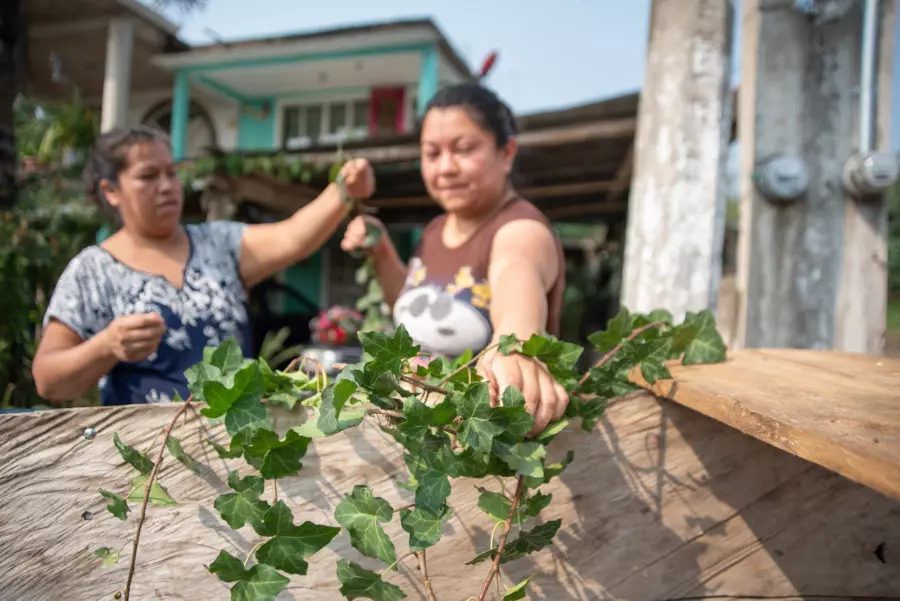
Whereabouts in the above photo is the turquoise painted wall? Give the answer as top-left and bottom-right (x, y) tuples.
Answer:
(237, 99), (276, 150)
(283, 254), (323, 314)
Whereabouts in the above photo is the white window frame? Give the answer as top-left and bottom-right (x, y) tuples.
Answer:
(277, 95), (371, 149)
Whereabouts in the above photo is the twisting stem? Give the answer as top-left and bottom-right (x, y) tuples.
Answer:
(380, 551), (417, 576)
(440, 342), (499, 386)
(398, 373), (451, 396)
(367, 407), (404, 420)
(417, 550), (438, 601)
(476, 476), (524, 601)
(272, 479), (279, 503)
(578, 320), (667, 386)
(243, 540), (266, 567)
(123, 398), (192, 601)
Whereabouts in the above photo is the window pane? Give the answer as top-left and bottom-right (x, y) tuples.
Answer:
(306, 105), (323, 142)
(282, 107), (301, 146)
(329, 103), (347, 134)
(352, 100), (369, 130)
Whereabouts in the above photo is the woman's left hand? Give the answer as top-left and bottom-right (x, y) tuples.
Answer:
(478, 349), (569, 437)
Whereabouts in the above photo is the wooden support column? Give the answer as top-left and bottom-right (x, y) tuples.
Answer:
(100, 17), (134, 132)
(835, 0), (896, 354)
(736, 0), (894, 352)
(621, 0), (734, 321)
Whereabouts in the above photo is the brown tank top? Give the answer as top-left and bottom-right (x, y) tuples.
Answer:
(392, 197), (565, 359)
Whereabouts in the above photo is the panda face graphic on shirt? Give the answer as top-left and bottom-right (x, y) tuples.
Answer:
(393, 285), (492, 358)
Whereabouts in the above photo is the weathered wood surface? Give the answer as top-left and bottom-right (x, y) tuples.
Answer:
(2, 380), (899, 599)
(655, 348), (900, 502)
(621, 0), (734, 320)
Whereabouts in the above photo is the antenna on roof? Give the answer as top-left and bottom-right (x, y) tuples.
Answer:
(478, 51), (499, 81)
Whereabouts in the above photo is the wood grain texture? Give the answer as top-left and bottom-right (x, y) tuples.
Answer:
(652, 348), (900, 501)
(2, 380), (899, 600)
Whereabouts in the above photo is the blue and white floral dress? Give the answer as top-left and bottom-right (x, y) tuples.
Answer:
(43, 221), (252, 406)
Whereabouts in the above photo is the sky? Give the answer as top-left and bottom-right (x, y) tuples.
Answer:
(155, 0), (898, 148)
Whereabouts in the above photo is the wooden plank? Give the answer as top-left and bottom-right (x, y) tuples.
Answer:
(621, 0), (734, 321)
(2, 388), (899, 599)
(647, 349), (900, 501)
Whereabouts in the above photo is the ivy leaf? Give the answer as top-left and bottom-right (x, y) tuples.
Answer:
(399, 505), (451, 550)
(678, 310), (727, 365)
(504, 574), (536, 601)
(498, 334), (523, 355)
(489, 404), (534, 442)
(224, 396), (271, 437)
(524, 491), (553, 517)
(214, 471), (270, 531)
(493, 441), (547, 479)
(535, 419), (569, 443)
(184, 361), (223, 402)
(206, 436), (245, 459)
(99, 489), (128, 520)
(588, 307), (633, 354)
(541, 450), (574, 484)
(244, 428), (311, 479)
(254, 501), (340, 575)
(404, 443), (456, 512)
(467, 520), (562, 565)
(165, 435), (201, 473)
(318, 379), (360, 435)
(94, 546), (120, 568)
(572, 396), (609, 432)
(202, 361), (265, 420)
(208, 550), (290, 601)
(205, 338), (245, 376)
(336, 558), (406, 601)
(113, 433), (153, 475)
(623, 337), (673, 384)
(358, 325), (420, 372)
(127, 475), (177, 507)
(455, 383), (504, 456)
(334, 485), (396, 565)
(397, 398), (434, 442)
(477, 487), (512, 522)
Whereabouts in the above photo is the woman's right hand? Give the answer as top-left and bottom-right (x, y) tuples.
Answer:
(101, 313), (167, 363)
(341, 215), (386, 255)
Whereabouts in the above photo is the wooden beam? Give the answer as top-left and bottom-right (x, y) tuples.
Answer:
(621, 0), (734, 320)
(834, 0), (896, 354)
(544, 200), (627, 220)
(735, 0), (878, 351)
(370, 180), (617, 210)
(605, 141), (635, 204)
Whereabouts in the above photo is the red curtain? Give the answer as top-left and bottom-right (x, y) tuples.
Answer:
(368, 87), (406, 135)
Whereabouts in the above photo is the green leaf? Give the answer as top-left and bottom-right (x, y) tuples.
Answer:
(588, 307), (633, 354)
(99, 489), (129, 520)
(678, 310), (728, 365)
(524, 491), (553, 517)
(493, 441), (547, 479)
(318, 379), (360, 434)
(206, 436), (244, 459)
(358, 325), (420, 372)
(404, 443), (456, 512)
(477, 488), (512, 522)
(541, 450), (574, 484)
(254, 501), (340, 575)
(208, 550), (290, 601)
(214, 471), (270, 531)
(202, 362), (265, 420)
(184, 362), (224, 402)
(244, 428), (311, 479)
(504, 574), (536, 601)
(455, 383), (504, 456)
(467, 520), (562, 565)
(207, 338), (245, 375)
(113, 433), (154, 475)
(334, 485), (396, 565)
(127, 475), (177, 507)
(165, 435), (201, 473)
(224, 395), (271, 437)
(489, 403), (534, 442)
(498, 334), (523, 355)
(94, 546), (120, 568)
(397, 397), (434, 441)
(399, 504), (451, 550)
(336, 558), (406, 601)
(535, 419), (569, 443)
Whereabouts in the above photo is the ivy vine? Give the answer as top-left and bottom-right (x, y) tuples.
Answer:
(97, 307), (727, 600)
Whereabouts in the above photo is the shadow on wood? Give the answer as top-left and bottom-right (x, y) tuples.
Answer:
(1, 353), (899, 599)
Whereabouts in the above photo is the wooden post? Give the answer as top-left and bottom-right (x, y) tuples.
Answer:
(835, 0), (896, 354)
(736, 0), (894, 352)
(621, 0), (734, 321)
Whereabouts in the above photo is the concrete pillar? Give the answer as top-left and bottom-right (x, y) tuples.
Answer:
(416, 46), (439, 116)
(171, 71), (190, 160)
(735, 0), (894, 352)
(100, 17), (134, 132)
(620, 0), (734, 321)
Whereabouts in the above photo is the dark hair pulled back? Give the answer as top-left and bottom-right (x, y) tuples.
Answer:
(83, 125), (170, 224)
(421, 83), (518, 147)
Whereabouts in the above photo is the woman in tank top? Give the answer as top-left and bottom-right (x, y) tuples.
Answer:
(341, 83), (567, 435)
